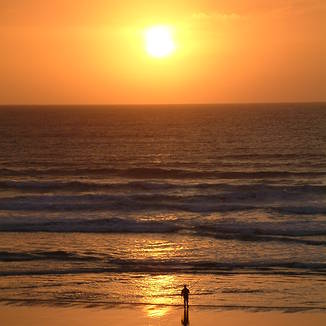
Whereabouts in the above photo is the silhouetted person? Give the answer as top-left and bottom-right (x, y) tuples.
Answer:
(181, 285), (189, 309)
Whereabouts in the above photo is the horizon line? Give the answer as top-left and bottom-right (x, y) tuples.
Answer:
(0, 101), (326, 107)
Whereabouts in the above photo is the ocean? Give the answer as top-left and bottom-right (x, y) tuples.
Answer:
(0, 103), (325, 311)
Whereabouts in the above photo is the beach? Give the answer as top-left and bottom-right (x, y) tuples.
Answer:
(1, 305), (326, 326)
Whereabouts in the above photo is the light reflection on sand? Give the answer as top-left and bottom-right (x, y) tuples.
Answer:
(145, 305), (171, 318)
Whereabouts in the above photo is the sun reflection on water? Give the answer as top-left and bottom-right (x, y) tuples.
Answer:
(139, 274), (177, 318)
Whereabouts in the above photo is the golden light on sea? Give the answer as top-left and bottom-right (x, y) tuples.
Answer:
(140, 275), (176, 317)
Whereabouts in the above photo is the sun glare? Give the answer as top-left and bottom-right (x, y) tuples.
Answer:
(145, 25), (176, 58)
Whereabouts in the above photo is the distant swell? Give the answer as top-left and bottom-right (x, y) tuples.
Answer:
(0, 167), (325, 179)
(1, 180), (326, 194)
(0, 193), (325, 215)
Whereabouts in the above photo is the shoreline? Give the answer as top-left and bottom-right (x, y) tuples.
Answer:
(1, 300), (326, 313)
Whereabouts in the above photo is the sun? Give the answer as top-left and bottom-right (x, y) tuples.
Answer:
(145, 25), (176, 58)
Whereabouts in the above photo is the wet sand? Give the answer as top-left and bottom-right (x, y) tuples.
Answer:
(1, 305), (326, 326)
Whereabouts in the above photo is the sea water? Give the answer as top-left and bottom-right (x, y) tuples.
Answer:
(0, 103), (325, 311)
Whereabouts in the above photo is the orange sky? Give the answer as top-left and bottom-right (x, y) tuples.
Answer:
(1, 1), (325, 104)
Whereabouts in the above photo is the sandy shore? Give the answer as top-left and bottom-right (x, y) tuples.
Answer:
(1, 305), (326, 326)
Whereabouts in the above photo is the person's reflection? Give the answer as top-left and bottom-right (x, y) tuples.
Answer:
(181, 306), (189, 325)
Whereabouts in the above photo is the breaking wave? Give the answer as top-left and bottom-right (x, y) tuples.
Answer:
(1, 217), (326, 247)
(1, 253), (326, 276)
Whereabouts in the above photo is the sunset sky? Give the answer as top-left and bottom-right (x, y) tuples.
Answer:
(1, 1), (325, 104)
